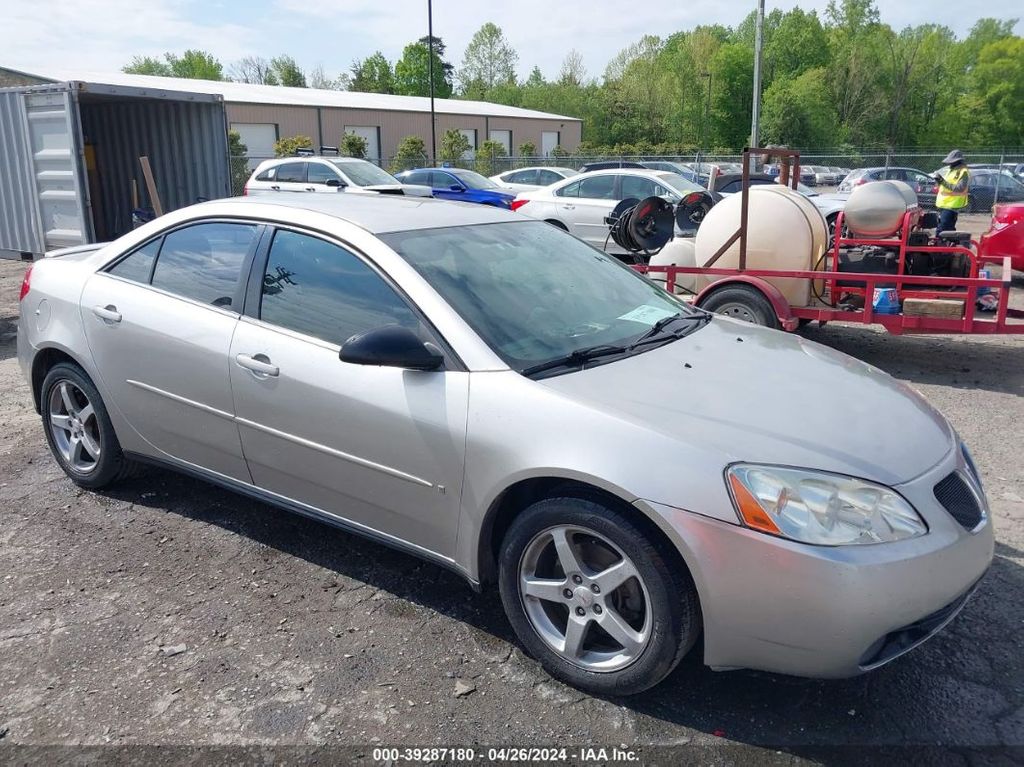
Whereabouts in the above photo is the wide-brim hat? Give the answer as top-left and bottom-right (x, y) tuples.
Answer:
(943, 149), (964, 164)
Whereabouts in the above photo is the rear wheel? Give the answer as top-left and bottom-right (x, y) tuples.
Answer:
(41, 362), (138, 489)
(545, 219), (568, 231)
(699, 284), (780, 329)
(498, 496), (700, 695)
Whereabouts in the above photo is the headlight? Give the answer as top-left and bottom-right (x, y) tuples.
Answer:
(726, 464), (927, 545)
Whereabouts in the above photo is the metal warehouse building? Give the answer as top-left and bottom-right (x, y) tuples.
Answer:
(0, 66), (582, 258)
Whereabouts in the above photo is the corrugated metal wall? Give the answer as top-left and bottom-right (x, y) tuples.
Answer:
(80, 97), (230, 240)
(0, 89), (46, 255)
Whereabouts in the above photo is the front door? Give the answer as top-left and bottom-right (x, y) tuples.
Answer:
(569, 175), (619, 247)
(80, 221), (261, 480)
(229, 227), (469, 558)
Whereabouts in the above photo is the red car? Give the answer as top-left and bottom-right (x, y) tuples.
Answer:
(979, 202), (1024, 272)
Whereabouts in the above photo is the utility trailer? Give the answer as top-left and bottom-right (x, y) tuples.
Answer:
(634, 148), (1024, 336)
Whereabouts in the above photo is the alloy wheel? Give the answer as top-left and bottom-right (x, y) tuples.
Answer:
(48, 380), (101, 474)
(518, 525), (652, 672)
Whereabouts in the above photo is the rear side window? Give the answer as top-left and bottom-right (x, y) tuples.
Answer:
(275, 162), (307, 183)
(621, 176), (660, 200)
(555, 180), (581, 198)
(404, 170), (429, 185)
(256, 167), (276, 181)
(151, 223), (258, 307)
(259, 229), (421, 346)
(578, 175), (617, 200)
(509, 169), (537, 184)
(108, 239), (160, 283)
(537, 170), (562, 185)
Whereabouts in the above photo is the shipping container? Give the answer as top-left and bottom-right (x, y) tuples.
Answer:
(0, 80), (230, 259)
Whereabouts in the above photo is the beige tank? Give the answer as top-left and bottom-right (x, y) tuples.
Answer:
(845, 180), (917, 238)
(693, 186), (827, 308)
(648, 238), (697, 294)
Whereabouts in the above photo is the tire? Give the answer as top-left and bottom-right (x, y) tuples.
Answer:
(545, 220), (568, 231)
(699, 284), (780, 329)
(40, 362), (139, 489)
(498, 496), (701, 696)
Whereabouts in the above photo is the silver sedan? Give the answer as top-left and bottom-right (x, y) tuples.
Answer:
(17, 194), (992, 695)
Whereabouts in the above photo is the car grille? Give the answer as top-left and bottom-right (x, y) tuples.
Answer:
(934, 472), (983, 530)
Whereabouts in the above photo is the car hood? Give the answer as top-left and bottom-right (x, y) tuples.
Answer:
(539, 318), (954, 486)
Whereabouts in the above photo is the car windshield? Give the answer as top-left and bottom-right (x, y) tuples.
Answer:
(381, 221), (703, 375)
(658, 173), (705, 196)
(450, 169), (499, 190)
(329, 159), (399, 187)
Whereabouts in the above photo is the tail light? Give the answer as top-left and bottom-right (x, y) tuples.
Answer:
(19, 264), (32, 301)
(510, 199), (529, 212)
(242, 185), (249, 196)
(855, 178), (867, 186)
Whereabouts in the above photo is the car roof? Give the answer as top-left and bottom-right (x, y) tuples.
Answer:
(500, 166), (574, 173)
(574, 168), (678, 180)
(209, 193), (515, 234)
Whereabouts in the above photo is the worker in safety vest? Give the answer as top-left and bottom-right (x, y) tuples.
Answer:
(933, 149), (970, 235)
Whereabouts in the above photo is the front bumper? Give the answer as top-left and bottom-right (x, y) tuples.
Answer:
(639, 447), (994, 678)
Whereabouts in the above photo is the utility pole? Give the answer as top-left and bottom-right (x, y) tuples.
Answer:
(750, 0), (765, 152)
(428, 0), (437, 166)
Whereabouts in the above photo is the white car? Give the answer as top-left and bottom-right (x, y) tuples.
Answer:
(490, 166), (579, 192)
(511, 169), (707, 252)
(245, 157), (432, 197)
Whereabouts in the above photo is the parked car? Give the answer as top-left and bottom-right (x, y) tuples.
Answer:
(490, 166), (579, 192)
(642, 160), (702, 184)
(394, 168), (516, 208)
(511, 169), (710, 251)
(808, 166), (839, 186)
(18, 193), (992, 695)
(961, 169), (1024, 212)
(578, 160), (647, 173)
(245, 157), (432, 197)
(837, 166), (937, 207)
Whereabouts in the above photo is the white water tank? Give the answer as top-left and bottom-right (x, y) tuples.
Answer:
(693, 186), (826, 308)
(845, 181), (916, 238)
(648, 239), (697, 294)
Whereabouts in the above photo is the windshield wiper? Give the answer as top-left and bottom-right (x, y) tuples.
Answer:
(521, 344), (628, 377)
(627, 312), (710, 350)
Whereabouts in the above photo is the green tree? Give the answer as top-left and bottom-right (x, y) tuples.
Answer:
(270, 55), (306, 87)
(340, 132), (368, 158)
(231, 56), (278, 85)
(228, 130), (250, 196)
(439, 129), (471, 162)
(764, 9), (829, 84)
(517, 140), (537, 158)
(475, 139), (507, 175)
(394, 39), (453, 97)
(966, 37), (1024, 146)
(274, 135), (313, 157)
(391, 135), (428, 171)
(350, 52), (395, 93)
(525, 67), (545, 87)
(123, 56), (171, 76)
(761, 68), (840, 148)
(458, 22), (518, 94)
(124, 50), (224, 80)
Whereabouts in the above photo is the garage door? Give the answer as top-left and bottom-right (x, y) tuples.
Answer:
(459, 129), (477, 160)
(230, 123), (277, 169)
(489, 129), (511, 155)
(344, 126), (381, 163)
(541, 131), (560, 157)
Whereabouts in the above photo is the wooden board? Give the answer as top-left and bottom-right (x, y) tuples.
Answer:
(139, 156), (163, 217)
(902, 298), (964, 318)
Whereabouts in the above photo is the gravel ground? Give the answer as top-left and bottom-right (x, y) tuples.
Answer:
(0, 242), (1022, 763)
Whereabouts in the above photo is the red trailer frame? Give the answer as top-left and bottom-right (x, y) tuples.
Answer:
(632, 148), (1024, 336)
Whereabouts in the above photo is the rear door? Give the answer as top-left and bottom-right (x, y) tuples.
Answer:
(569, 175), (619, 247)
(229, 226), (469, 557)
(272, 161), (310, 192)
(17, 89), (92, 252)
(80, 221), (262, 480)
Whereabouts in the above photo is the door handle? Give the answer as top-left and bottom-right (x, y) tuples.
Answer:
(235, 353), (279, 377)
(270, 185), (281, 191)
(562, 204), (575, 210)
(92, 305), (122, 323)
(305, 186), (316, 191)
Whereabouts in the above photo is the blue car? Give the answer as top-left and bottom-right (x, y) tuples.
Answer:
(395, 167), (516, 208)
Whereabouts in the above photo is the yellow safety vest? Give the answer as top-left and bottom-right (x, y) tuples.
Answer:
(936, 166), (969, 210)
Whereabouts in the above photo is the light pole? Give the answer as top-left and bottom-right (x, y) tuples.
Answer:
(699, 71), (712, 174)
(750, 0), (765, 152)
(427, 0), (437, 166)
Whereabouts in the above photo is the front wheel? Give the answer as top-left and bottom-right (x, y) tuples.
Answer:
(498, 497), (701, 695)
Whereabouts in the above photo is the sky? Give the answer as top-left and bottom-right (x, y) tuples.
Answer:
(5, 0), (1021, 84)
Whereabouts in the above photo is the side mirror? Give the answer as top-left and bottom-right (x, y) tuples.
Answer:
(326, 178), (344, 188)
(339, 325), (443, 371)
(449, 184), (465, 192)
